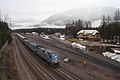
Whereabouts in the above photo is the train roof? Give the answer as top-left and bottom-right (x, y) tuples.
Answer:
(38, 47), (46, 51)
(45, 49), (59, 54)
(30, 42), (38, 46)
(28, 41), (59, 55)
(17, 33), (27, 39)
(30, 42), (45, 50)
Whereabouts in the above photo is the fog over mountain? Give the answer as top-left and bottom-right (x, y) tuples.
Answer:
(43, 7), (120, 27)
(11, 6), (120, 29)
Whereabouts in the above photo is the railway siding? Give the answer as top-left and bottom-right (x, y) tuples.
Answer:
(40, 36), (120, 71)
(16, 34), (79, 80)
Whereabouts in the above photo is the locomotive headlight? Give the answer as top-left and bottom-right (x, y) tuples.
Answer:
(53, 56), (58, 60)
(54, 56), (57, 58)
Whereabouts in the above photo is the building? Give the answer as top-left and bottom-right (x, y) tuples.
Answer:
(77, 30), (100, 41)
(54, 32), (62, 37)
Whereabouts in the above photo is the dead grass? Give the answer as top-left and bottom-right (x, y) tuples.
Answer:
(0, 43), (19, 80)
(67, 38), (80, 42)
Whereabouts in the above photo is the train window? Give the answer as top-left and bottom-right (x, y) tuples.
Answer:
(35, 46), (39, 49)
(36, 47), (39, 49)
(32, 45), (35, 47)
(36, 46), (42, 49)
(47, 52), (50, 55)
(42, 50), (45, 52)
(48, 54), (52, 58)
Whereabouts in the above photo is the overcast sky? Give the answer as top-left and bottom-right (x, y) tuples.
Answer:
(0, 0), (120, 22)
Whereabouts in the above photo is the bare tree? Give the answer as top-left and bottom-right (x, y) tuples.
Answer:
(114, 10), (120, 22)
(106, 15), (111, 24)
(101, 15), (106, 24)
(3, 14), (9, 22)
(85, 21), (91, 28)
(0, 11), (2, 21)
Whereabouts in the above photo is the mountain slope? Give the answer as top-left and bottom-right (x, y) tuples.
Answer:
(44, 7), (120, 27)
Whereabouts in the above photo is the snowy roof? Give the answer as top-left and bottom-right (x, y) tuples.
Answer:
(77, 30), (99, 35)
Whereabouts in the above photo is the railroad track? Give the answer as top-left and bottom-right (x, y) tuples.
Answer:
(38, 36), (120, 71)
(50, 36), (120, 71)
(54, 66), (84, 80)
(54, 69), (78, 80)
(16, 36), (82, 80)
(13, 36), (37, 80)
(15, 37), (56, 80)
(26, 36), (85, 79)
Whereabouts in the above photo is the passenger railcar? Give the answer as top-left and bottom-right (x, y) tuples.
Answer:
(16, 33), (61, 67)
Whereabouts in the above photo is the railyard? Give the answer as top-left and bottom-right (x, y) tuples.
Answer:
(1, 1), (120, 80)
(9, 33), (120, 80)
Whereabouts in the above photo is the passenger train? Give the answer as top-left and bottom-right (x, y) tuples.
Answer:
(16, 33), (61, 67)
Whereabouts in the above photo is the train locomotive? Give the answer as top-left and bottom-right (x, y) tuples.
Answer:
(16, 33), (61, 67)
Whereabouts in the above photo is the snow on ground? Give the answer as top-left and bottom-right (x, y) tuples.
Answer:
(71, 42), (86, 51)
(11, 25), (65, 30)
(11, 26), (36, 30)
(91, 19), (102, 28)
(38, 25), (65, 28)
(102, 50), (120, 62)
(114, 50), (120, 53)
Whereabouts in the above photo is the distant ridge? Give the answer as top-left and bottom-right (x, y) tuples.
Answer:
(43, 7), (120, 27)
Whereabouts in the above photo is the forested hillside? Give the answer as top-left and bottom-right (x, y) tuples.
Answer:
(0, 21), (12, 48)
(13, 28), (65, 34)
(65, 10), (120, 43)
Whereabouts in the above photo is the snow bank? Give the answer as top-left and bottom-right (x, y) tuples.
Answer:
(102, 51), (120, 62)
(42, 35), (50, 39)
(114, 50), (120, 54)
(71, 42), (86, 50)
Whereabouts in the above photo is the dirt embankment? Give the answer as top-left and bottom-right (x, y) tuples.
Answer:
(87, 46), (115, 54)
(0, 43), (19, 80)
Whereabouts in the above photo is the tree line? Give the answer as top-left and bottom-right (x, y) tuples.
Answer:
(99, 10), (120, 43)
(13, 28), (65, 34)
(0, 14), (12, 49)
(65, 19), (92, 38)
(65, 10), (120, 43)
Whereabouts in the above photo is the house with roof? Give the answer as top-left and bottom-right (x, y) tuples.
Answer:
(77, 30), (100, 41)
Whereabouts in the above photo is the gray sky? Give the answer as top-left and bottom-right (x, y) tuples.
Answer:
(0, 0), (120, 22)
